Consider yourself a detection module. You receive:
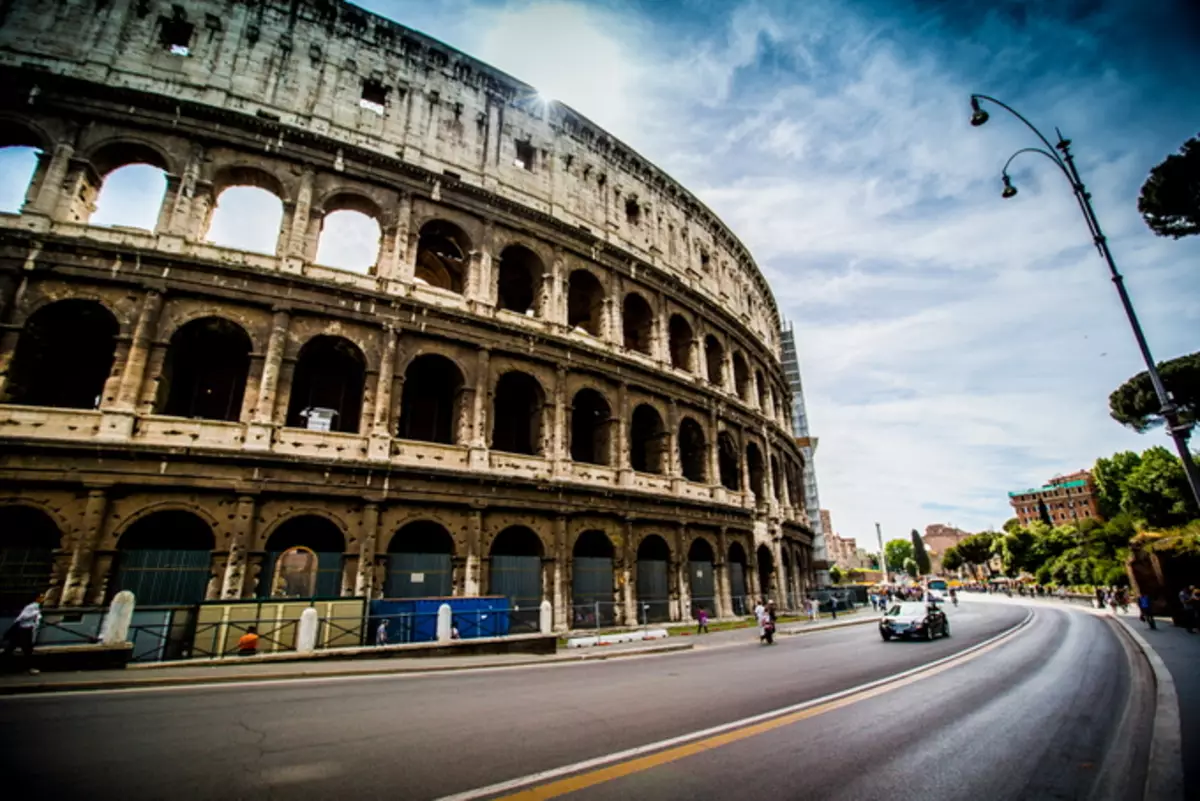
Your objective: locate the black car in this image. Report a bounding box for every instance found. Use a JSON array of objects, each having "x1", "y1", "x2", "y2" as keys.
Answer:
[{"x1": 879, "y1": 601, "x2": 949, "y2": 641}]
